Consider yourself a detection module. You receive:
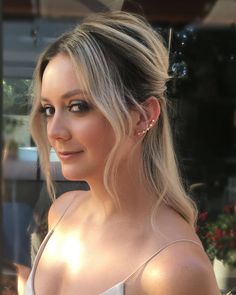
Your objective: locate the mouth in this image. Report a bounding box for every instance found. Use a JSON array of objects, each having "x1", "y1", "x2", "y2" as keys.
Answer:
[{"x1": 57, "y1": 151, "x2": 83, "y2": 161}]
